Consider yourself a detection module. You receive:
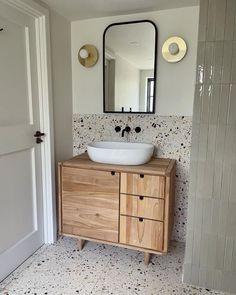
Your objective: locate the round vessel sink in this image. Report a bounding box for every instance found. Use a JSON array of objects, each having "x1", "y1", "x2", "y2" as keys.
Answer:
[{"x1": 87, "y1": 141, "x2": 154, "y2": 165}]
